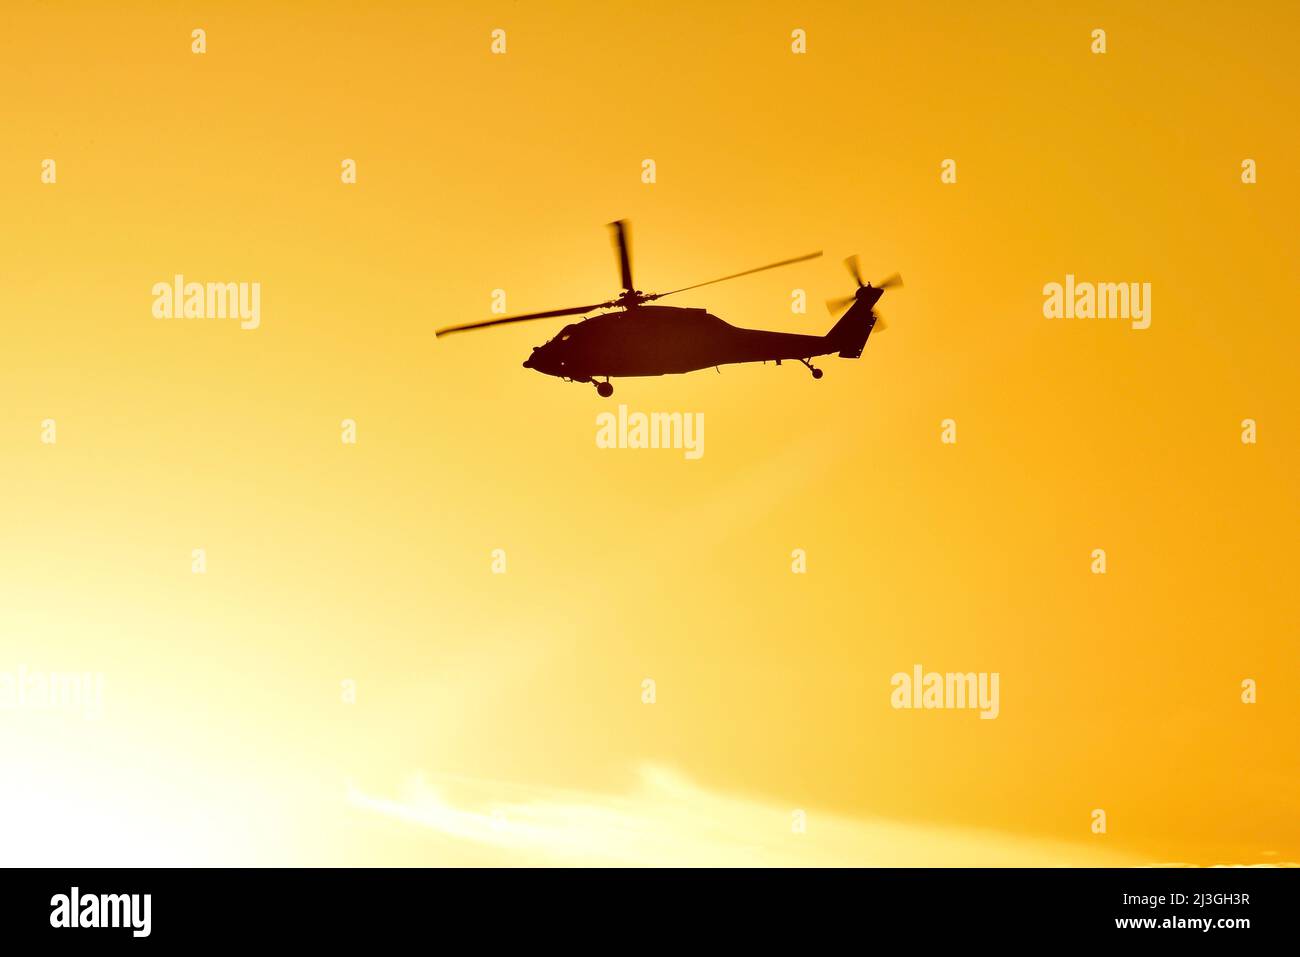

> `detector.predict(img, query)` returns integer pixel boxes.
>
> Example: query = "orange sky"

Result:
[1,0,1296,866]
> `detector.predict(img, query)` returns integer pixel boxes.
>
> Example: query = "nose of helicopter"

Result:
[522,346,538,369]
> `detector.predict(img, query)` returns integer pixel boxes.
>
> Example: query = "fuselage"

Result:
[522,305,841,381]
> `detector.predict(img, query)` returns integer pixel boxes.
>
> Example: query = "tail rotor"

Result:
[826,257,902,332]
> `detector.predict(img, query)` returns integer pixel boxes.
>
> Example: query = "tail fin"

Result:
[826,303,877,359]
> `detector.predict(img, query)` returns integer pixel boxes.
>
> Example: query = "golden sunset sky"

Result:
[1,1,1296,866]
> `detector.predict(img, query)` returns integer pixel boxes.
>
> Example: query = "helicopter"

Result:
[435,221,900,397]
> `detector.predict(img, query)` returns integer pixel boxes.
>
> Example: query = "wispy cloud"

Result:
[348,764,1141,867]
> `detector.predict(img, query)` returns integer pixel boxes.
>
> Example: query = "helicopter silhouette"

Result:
[436,221,900,397]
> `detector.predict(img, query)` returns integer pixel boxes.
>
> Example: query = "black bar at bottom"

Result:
[1,866,1291,944]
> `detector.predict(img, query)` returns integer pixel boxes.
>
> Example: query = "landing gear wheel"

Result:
[799,358,823,379]
[811,368,824,379]
[596,381,614,398]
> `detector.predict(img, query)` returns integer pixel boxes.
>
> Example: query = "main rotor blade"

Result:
[653,250,823,299]
[608,220,634,293]
[876,273,903,290]
[435,302,610,338]
[844,255,864,287]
